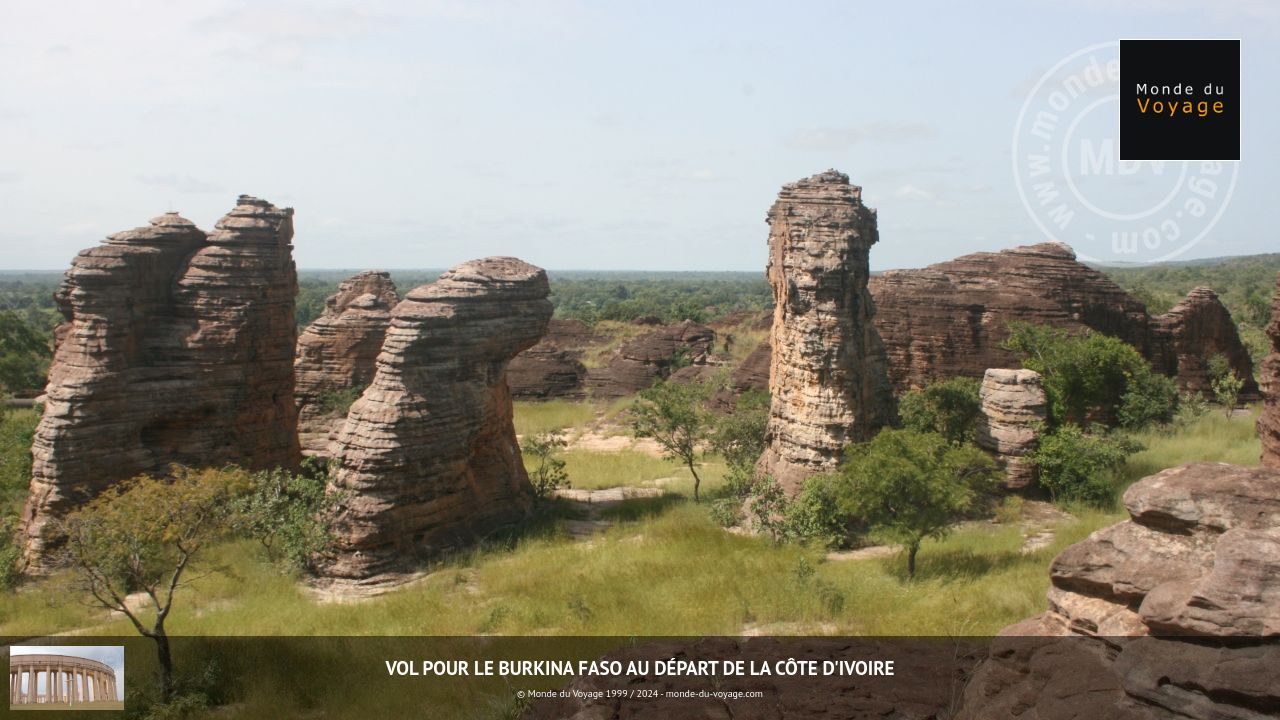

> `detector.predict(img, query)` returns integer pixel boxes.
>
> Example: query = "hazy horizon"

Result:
[3,1,1276,272]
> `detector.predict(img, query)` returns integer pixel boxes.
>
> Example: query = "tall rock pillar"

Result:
[755,170,894,494]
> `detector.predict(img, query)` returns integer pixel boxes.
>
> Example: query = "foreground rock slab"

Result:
[755,170,894,494]
[19,197,299,571]
[318,257,552,587]
[956,461,1280,720]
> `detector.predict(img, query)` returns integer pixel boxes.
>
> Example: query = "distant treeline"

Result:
[4,254,1279,395]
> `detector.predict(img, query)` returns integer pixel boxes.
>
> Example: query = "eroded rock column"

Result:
[320,257,553,586]
[19,196,300,571]
[975,369,1047,489]
[755,170,894,494]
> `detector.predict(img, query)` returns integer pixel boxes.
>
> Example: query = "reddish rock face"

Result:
[1259,273,1280,467]
[755,170,895,494]
[19,196,300,571]
[957,460,1280,720]
[734,244,1258,401]
[584,320,716,400]
[507,319,595,400]
[294,271,399,454]
[869,242,1154,392]
[319,257,552,587]
[1151,286,1259,400]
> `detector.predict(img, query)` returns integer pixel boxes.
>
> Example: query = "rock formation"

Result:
[507,319,595,400]
[1151,286,1259,400]
[975,369,1047,489]
[957,461,1280,719]
[755,170,894,494]
[20,196,300,570]
[1259,273,1280,467]
[320,257,552,586]
[584,320,716,400]
[293,271,399,454]
[733,244,1258,400]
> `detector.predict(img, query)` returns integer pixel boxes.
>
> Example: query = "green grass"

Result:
[1120,405,1262,486]
[512,401,600,437]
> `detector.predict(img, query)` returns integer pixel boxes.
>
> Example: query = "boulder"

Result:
[507,319,596,400]
[318,257,552,586]
[975,368,1047,489]
[584,320,716,399]
[755,170,894,494]
[293,271,399,455]
[956,461,1280,720]
[19,197,299,571]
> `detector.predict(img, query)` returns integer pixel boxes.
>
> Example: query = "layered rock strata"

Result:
[957,460,1280,719]
[975,368,1047,489]
[320,257,552,585]
[20,197,300,570]
[755,170,894,494]
[734,245,1258,399]
[1259,273,1280,467]
[1151,286,1259,400]
[507,319,596,400]
[584,320,716,399]
[294,271,399,454]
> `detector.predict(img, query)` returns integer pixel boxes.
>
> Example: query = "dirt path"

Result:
[554,487,665,539]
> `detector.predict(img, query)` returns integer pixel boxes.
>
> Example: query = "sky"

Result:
[11,645,125,701]
[1,0,1275,272]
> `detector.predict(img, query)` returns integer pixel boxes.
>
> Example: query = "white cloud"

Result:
[786,123,935,150]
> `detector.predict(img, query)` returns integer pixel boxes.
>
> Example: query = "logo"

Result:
[1012,41,1238,264]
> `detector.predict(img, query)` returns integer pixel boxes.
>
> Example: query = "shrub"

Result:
[317,386,364,417]
[1032,424,1141,507]
[1004,323,1178,429]
[232,458,341,573]
[782,473,846,546]
[711,389,769,497]
[708,498,743,528]
[521,431,570,499]
[0,513,21,590]
[898,377,982,445]
[1207,354,1244,418]
[836,429,997,578]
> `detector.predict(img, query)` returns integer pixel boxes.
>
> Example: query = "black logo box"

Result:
[1120,39,1240,161]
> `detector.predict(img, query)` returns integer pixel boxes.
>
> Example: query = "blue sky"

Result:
[1,1,1275,271]
[11,645,124,701]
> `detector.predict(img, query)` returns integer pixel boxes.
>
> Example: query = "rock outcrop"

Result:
[732,245,1259,400]
[294,271,399,455]
[755,170,894,494]
[1151,286,1259,400]
[507,319,596,400]
[1259,274,1280,467]
[957,461,1280,720]
[320,257,552,586]
[584,320,716,400]
[975,369,1047,489]
[20,197,300,570]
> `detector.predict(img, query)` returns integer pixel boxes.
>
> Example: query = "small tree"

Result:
[520,431,570,499]
[631,380,713,501]
[59,467,248,702]
[711,389,769,496]
[1206,354,1244,418]
[836,429,996,578]
[898,377,982,445]
[232,458,342,573]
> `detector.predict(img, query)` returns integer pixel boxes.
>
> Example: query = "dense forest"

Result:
[2,253,1278,396]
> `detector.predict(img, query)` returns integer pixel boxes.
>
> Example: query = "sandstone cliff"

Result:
[1151,286,1259,400]
[584,320,716,400]
[957,461,1280,719]
[1259,273,1280,467]
[735,244,1258,399]
[319,257,552,586]
[755,170,894,494]
[20,197,299,570]
[294,271,399,454]
[507,319,595,400]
